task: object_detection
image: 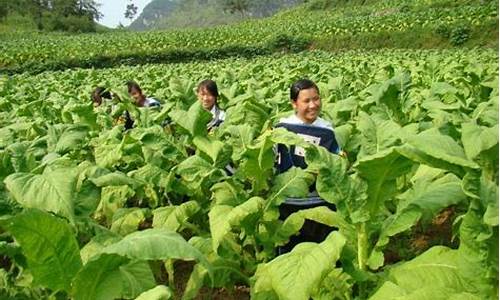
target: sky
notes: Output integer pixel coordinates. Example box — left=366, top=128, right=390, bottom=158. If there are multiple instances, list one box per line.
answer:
left=97, top=0, right=153, bottom=28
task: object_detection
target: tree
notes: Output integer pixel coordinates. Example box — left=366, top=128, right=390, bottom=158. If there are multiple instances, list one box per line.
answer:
left=220, top=0, right=250, bottom=17
left=124, top=1, right=138, bottom=21
left=76, top=0, right=103, bottom=21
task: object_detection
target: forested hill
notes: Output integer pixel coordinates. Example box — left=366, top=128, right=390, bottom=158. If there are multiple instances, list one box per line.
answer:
left=129, top=0, right=303, bottom=30
left=128, top=0, right=178, bottom=31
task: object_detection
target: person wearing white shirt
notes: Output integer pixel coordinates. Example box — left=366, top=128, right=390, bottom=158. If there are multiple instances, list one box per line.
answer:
left=197, top=79, right=225, bottom=131
left=127, top=81, right=161, bottom=108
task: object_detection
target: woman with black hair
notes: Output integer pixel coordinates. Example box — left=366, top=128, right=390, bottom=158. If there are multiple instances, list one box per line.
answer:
left=91, top=86, right=113, bottom=107
left=197, top=79, right=225, bottom=131
left=274, top=78, right=345, bottom=254
left=126, top=81, right=161, bottom=108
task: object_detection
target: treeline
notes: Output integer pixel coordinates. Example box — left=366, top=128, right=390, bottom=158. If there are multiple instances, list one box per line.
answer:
left=0, top=0, right=101, bottom=32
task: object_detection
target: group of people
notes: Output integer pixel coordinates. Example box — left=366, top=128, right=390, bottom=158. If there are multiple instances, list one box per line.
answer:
left=91, top=79, right=225, bottom=131
left=92, top=78, right=344, bottom=254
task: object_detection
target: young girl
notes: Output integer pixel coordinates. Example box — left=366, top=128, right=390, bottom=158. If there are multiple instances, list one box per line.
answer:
left=197, top=79, right=225, bottom=131
left=126, top=81, right=161, bottom=108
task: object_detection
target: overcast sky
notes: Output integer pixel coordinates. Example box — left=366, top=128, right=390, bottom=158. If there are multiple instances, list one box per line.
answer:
left=97, top=0, right=153, bottom=28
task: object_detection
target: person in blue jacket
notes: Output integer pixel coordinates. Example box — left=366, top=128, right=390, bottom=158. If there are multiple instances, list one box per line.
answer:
left=275, top=78, right=345, bottom=254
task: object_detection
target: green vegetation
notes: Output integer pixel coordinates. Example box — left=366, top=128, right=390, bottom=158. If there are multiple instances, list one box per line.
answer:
left=0, top=0, right=101, bottom=33
left=0, top=48, right=497, bottom=299
left=0, top=0, right=497, bottom=74
left=0, top=0, right=497, bottom=298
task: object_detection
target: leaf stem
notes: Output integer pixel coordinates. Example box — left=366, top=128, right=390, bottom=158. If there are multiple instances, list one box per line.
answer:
left=357, top=222, right=367, bottom=271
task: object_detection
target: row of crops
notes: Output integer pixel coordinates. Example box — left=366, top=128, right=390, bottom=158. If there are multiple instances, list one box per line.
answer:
left=0, top=48, right=498, bottom=299
left=0, top=0, right=497, bottom=72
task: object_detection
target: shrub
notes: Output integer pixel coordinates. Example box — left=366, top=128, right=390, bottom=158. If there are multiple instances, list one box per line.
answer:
left=450, top=25, right=470, bottom=46
left=267, top=33, right=311, bottom=52
left=47, top=15, right=96, bottom=33
left=435, top=23, right=450, bottom=38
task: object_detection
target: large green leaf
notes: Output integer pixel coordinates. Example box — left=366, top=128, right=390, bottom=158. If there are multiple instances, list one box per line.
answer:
left=356, top=147, right=413, bottom=217
left=459, top=198, right=498, bottom=285
left=306, top=145, right=370, bottom=223
left=4, top=166, right=78, bottom=222
left=398, top=173, right=467, bottom=218
left=135, top=285, right=173, bottom=300
left=461, top=122, right=498, bottom=160
left=72, top=254, right=155, bottom=300
left=209, top=197, right=265, bottom=252
left=80, top=231, right=122, bottom=264
left=110, top=208, right=147, bottom=236
left=236, top=130, right=275, bottom=192
left=223, top=99, right=269, bottom=135
left=251, top=231, right=346, bottom=300
left=403, top=128, right=479, bottom=170
left=90, top=171, right=141, bottom=188
left=367, top=72, right=411, bottom=123
left=356, top=111, right=402, bottom=157
left=169, top=101, right=212, bottom=137
left=152, top=201, right=200, bottom=232
left=95, top=185, right=135, bottom=222
left=275, top=206, right=354, bottom=246
left=46, top=124, right=89, bottom=154
left=175, top=155, right=225, bottom=191
left=4, top=209, right=82, bottom=293
left=210, top=180, right=249, bottom=206
left=101, top=228, right=207, bottom=264
left=369, top=246, right=495, bottom=300
left=269, top=167, right=315, bottom=206
left=193, top=136, right=232, bottom=166
left=224, top=124, right=257, bottom=161
left=128, top=163, right=171, bottom=187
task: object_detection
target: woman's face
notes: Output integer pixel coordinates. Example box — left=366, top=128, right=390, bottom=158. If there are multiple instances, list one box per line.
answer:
left=292, top=87, right=321, bottom=124
left=93, top=97, right=102, bottom=107
left=129, top=87, right=145, bottom=104
left=197, top=87, right=216, bottom=111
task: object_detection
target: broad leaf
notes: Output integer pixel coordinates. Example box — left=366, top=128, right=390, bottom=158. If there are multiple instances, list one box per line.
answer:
left=251, top=231, right=346, bottom=300
left=269, top=167, right=315, bottom=206
left=4, top=167, right=78, bottom=222
left=102, top=228, right=207, bottom=264
left=404, top=128, right=479, bottom=170
left=209, top=197, right=265, bottom=252
left=357, top=111, right=402, bottom=157
left=169, top=101, right=212, bottom=137
left=356, top=147, right=413, bottom=217
left=111, top=208, right=147, bottom=236
left=153, top=201, right=200, bottom=232
left=72, top=254, right=155, bottom=300
left=370, top=246, right=496, bottom=300
left=461, top=122, right=498, bottom=160
left=275, top=206, right=354, bottom=246
left=4, top=209, right=82, bottom=293
left=135, top=285, right=173, bottom=300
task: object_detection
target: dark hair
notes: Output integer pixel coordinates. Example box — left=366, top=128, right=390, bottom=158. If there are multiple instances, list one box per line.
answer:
left=126, top=81, right=142, bottom=94
left=197, top=79, right=218, bottom=98
left=91, top=86, right=112, bottom=104
left=290, top=79, right=319, bottom=101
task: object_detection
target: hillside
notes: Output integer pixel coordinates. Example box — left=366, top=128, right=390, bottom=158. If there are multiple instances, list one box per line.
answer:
left=129, top=0, right=303, bottom=31
left=129, top=0, right=179, bottom=31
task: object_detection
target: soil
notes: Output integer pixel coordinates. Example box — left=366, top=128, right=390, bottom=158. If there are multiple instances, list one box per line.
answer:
left=172, top=261, right=250, bottom=300
left=384, top=206, right=459, bottom=265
